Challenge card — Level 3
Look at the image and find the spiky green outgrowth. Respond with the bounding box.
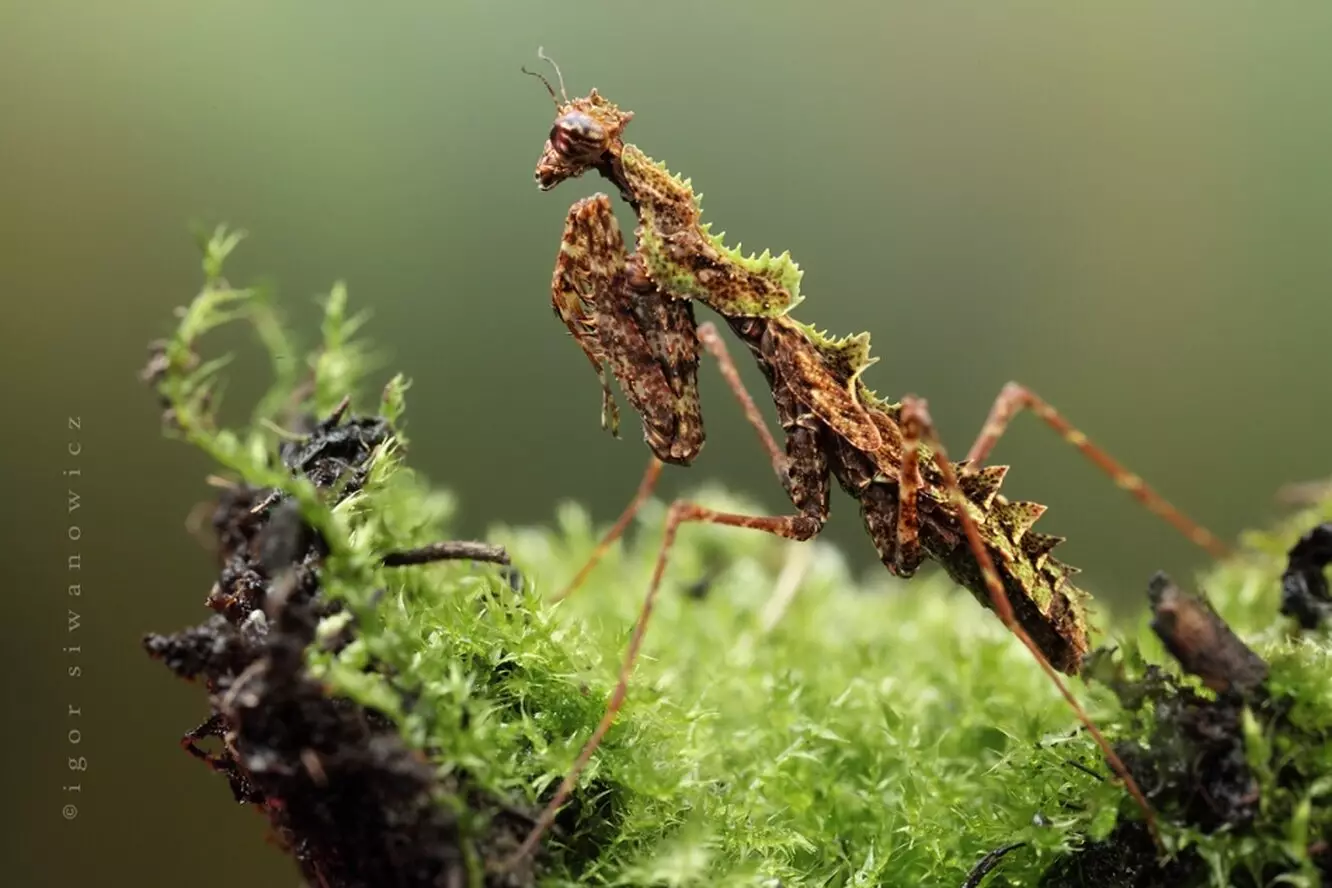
[620,146,805,317]
[155,230,1332,886]
[794,320,879,396]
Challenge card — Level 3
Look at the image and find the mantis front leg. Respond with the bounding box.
[554,194,704,458]
[554,320,791,600]
[553,320,793,601]
[552,204,785,602]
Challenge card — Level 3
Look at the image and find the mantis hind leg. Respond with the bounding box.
[965,382,1228,559]
[502,389,830,872]
[900,395,1161,851]
[553,314,790,601]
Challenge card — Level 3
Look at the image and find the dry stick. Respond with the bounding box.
[900,395,1160,848]
[380,541,510,568]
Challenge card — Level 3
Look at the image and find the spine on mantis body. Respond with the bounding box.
[619,145,806,318]
[618,145,885,403]
[947,465,1092,664]
[826,386,1093,669]
[849,351,1091,658]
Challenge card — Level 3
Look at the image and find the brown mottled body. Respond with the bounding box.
[724,313,1091,673]
[505,55,1234,870]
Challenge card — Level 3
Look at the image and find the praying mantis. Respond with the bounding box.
[500,51,1231,872]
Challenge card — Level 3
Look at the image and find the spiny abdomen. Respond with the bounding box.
[931,465,1092,674]
[830,423,1091,673]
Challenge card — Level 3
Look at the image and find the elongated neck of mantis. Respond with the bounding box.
[605,144,808,319]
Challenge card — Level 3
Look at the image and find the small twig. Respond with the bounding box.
[962,842,1027,888]
[249,490,283,516]
[1062,758,1107,782]
[381,541,511,568]
[326,394,352,427]
[219,659,267,714]
[1148,572,1269,695]
[184,499,219,552]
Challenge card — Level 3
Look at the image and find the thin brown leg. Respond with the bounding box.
[551,456,664,602]
[696,321,785,476]
[554,322,791,602]
[966,382,1228,559]
[500,384,831,873]
[500,501,825,872]
[902,395,1161,850]
[893,419,925,576]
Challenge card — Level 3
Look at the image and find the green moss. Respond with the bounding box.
[1087,504,1332,886]
[154,227,1331,886]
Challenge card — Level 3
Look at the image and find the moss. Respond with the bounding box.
[145,228,1331,886]
[1065,515,1332,886]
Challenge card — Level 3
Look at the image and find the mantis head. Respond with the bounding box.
[525,51,633,191]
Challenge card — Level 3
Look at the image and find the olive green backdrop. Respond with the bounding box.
[6,2,1332,885]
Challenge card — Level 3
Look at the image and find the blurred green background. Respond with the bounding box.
[6,2,1332,884]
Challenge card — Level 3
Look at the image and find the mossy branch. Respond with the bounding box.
[145,230,1332,887]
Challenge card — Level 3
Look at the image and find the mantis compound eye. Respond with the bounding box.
[551,112,607,159]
